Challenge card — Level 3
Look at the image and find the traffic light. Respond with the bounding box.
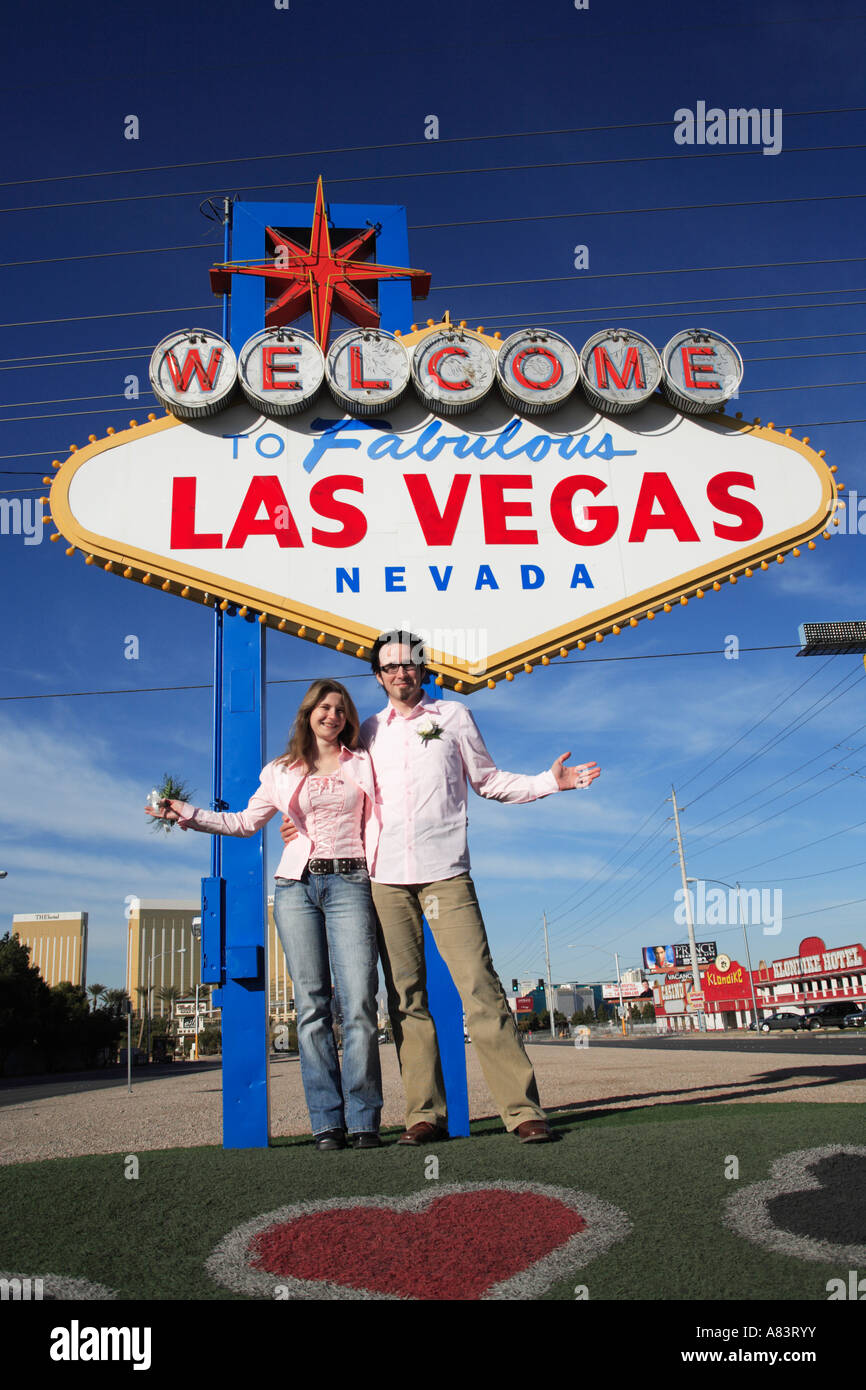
[538,978,544,989]
[511,979,518,992]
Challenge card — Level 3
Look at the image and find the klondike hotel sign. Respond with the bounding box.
[48,181,838,690]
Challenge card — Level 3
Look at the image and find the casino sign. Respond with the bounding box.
[46,196,840,691]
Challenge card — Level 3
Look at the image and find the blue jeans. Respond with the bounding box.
[273,869,382,1135]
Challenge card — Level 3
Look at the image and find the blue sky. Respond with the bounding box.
[1,0,865,993]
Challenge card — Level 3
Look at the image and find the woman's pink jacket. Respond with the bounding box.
[175,745,380,880]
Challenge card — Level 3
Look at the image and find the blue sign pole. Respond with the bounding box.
[206,193,469,1147]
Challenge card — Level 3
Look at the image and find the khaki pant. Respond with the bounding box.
[371,873,546,1132]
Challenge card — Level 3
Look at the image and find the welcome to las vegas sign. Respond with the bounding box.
[47,313,838,692]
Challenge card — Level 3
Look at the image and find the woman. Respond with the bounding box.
[145,679,383,1151]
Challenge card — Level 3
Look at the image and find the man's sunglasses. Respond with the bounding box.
[379,662,422,674]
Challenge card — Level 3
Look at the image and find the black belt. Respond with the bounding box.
[307,857,366,874]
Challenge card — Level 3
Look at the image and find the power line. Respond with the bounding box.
[748,350,866,363]
[550,845,679,951]
[689,762,866,860]
[0,405,161,424]
[6,273,864,334]
[412,190,866,232]
[0,304,216,331]
[0,643,832,700]
[0,391,157,410]
[476,300,866,330]
[0,354,152,374]
[0,242,221,270]
[688,718,866,830]
[724,856,866,886]
[2,143,863,216]
[782,896,866,922]
[542,839,678,950]
[4,105,862,190]
[557,816,866,959]
[694,756,866,850]
[501,801,671,968]
[5,191,866,272]
[685,666,864,815]
[730,379,866,395]
[0,344,155,365]
[466,285,866,323]
[719,817,866,878]
[545,799,670,924]
[436,256,866,294]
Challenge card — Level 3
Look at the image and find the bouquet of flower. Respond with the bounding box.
[147,774,193,833]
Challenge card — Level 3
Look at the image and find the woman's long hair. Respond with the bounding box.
[277,679,360,770]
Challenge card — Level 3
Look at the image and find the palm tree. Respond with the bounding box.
[135,986,149,1049]
[156,985,181,1020]
[102,988,130,1018]
[87,983,106,1012]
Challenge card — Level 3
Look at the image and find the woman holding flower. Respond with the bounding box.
[281,630,601,1147]
[145,678,383,1151]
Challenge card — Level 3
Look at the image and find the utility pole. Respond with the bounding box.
[735,881,762,1028]
[543,912,556,1040]
[614,950,626,1036]
[670,785,706,1032]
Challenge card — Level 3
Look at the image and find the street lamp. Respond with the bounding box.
[685,877,761,1030]
[146,948,186,1061]
[191,918,202,1060]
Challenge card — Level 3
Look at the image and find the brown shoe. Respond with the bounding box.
[514,1120,553,1143]
[397,1122,449,1146]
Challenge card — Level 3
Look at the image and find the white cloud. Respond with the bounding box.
[0,709,216,851]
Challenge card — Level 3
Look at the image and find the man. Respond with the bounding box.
[283,630,601,1145]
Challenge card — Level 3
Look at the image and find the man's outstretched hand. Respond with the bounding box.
[551,755,601,790]
[280,814,299,845]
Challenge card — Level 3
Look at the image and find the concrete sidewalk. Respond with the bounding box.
[1,1041,863,1166]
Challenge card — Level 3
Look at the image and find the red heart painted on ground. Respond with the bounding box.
[207,1183,631,1300]
[253,1188,583,1300]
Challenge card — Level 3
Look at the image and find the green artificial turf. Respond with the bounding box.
[0,1103,861,1301]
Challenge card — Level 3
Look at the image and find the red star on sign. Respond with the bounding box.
[210,176,431,349]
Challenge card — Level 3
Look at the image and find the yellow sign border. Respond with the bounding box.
[48,405,838,692]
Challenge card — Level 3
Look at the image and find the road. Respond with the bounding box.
[531,1030,866,1055]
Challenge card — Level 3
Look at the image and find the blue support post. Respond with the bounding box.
[424,923,471,1136]
[209,193,469,1146]
[218,613,269,1147]
[217,204,270,1149]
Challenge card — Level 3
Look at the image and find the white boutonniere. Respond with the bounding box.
[417,722,444,745]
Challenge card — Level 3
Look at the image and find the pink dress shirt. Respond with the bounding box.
[174,744,379,880]
[360,693,559,885]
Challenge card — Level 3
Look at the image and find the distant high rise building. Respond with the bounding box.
[554,985,580,1017]
[125,897,293,1019]
[126,900,200,1016]
[11,911,88,988]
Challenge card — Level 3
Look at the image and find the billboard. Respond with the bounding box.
[642,941,718,972]
[602,981,651,998]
